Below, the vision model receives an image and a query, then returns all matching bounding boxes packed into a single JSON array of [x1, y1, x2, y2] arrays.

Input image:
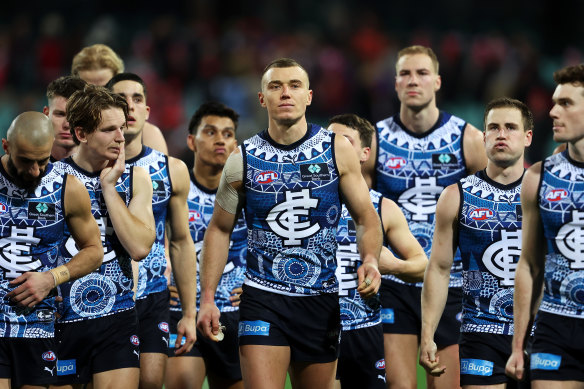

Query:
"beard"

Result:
[[6, 156, 45, 192]]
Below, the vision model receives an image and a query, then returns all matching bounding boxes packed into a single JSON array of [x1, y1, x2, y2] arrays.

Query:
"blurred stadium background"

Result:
[[1, 0, 582, 165]]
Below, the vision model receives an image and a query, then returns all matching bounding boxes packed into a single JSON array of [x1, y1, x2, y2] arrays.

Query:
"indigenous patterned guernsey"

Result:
[[0, 163, 66, 338], [458, 170, 523, 334], [56, 158, 134, 322], [375, 112, 468, 287], [170, 171, 246, 313], [538, 151, 584, 318], [126, 146, 171, 299], [336, 190, 383, 331], [242, 124, 341, 296]]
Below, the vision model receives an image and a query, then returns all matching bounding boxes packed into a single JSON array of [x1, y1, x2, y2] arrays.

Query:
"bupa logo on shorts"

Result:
[[238, 320, 270, 337], [531, 353, 561, 370], [461, 358, 493, 376], [380, 308, 394, 324], [56, 359, 76, 376], [130, 335, 140, 346], [169, 333, 186, 348], [300, 163, 330, 181], [0, 202, 6, 213], [375, 359, 385, 370], [188, 210, 201, 222], [385, 157, 407, 169], [42, 351, 57, 362], [545, 189, 569, 202], [28, 202, 56, 221], [432, 153, 458, 169], [469, 208, 494, 221], [158, 322, 169, 333], [254, 171, 280, 184]]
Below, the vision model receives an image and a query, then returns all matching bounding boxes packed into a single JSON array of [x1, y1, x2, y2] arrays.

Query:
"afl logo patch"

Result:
[[42, 351, 57, 361], [158, 322, 169, 333], [545, 189, 568, 202], [375, 359, 386, 369], [0, 202, 6, 213], [188, 210, 201, 222], [385, 157, 407, 169], [254, 171, 279, 184], [469, 208, 494, 221], [130, 335, 140, 346]]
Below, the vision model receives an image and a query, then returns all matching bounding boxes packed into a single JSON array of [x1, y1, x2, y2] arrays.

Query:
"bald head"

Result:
[[7, 111, 54, 147]]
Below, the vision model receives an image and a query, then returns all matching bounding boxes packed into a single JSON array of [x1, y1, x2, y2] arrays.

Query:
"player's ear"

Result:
[[258, 92, 266, 107]]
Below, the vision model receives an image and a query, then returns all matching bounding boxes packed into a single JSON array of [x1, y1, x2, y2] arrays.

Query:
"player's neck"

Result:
[[51, 145, 77, 162], [124, 136, 143, 160], [567, 138, 584, 163], [192, 162, 221, 190], [72, 147, 109, 173], [399, 105, 439, 134], [485, 158, 525, 185], [267, 116, 309, 145]]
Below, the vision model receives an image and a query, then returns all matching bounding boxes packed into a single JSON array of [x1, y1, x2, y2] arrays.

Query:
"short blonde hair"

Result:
[[71, 44, 124, 76], [396, 45, 439, 74]]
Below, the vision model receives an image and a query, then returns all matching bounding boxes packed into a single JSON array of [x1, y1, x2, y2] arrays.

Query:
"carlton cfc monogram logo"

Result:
[[398, 177, 443, 221], [267, 189, 320, 246], [482, 230, 522, 286], [557, 210, 584, 269]]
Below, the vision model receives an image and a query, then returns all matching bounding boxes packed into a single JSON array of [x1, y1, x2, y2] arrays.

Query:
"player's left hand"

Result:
[[356, 260, 381, 299], [174, 314, 197, 355], [100, 142, 126, 188], [7, 271, 55, 307]]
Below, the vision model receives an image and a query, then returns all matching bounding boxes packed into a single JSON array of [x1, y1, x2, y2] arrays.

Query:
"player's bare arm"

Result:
[[8, 175, 103, 307], [379, 197, 427, 283], [143, 122, 168, 155], [336, 134, 382, 299], [166, 156, 198, 354], [506, 163, 546, 381], [102, 146, 155, 260], [420, 183, 460, 376], [463, 123, 488, 174]]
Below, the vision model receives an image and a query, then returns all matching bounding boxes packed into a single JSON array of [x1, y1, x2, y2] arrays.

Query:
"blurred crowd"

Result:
[[1, 0, 583, 164]]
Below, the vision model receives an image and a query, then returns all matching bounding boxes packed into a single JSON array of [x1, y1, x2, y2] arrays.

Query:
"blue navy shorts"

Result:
[[460, 331, 528, 387], [54, 308, 140, 385], [168, 310, 242, 381], [136, 289, 171, 354], [238, 284, 340, 363], [379, 280, 461, 347], [336, 324, 385, 388], [0, 337, 57, 387], [530, 311, 584, 382]]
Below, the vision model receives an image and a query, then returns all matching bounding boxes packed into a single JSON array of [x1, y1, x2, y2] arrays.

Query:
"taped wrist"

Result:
[[50, 265, 70, 286], [216, 152, 243, 214]]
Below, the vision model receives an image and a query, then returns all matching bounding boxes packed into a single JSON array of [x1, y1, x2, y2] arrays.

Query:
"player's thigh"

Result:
[[532, 381, 584, 389], [289, 360, 337, 389], [384, 333, 419, 387], [427, 343, 460, 389], [239, 345, 289, 389], [165, 356, 206, 389], [139, 352, 168, 388], [93, 367, 139, 389]]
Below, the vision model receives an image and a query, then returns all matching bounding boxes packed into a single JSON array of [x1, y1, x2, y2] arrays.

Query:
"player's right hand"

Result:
[[505, 350, 525, 381], [196, 302, 221, 341], [419, 339, 446, 376]]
